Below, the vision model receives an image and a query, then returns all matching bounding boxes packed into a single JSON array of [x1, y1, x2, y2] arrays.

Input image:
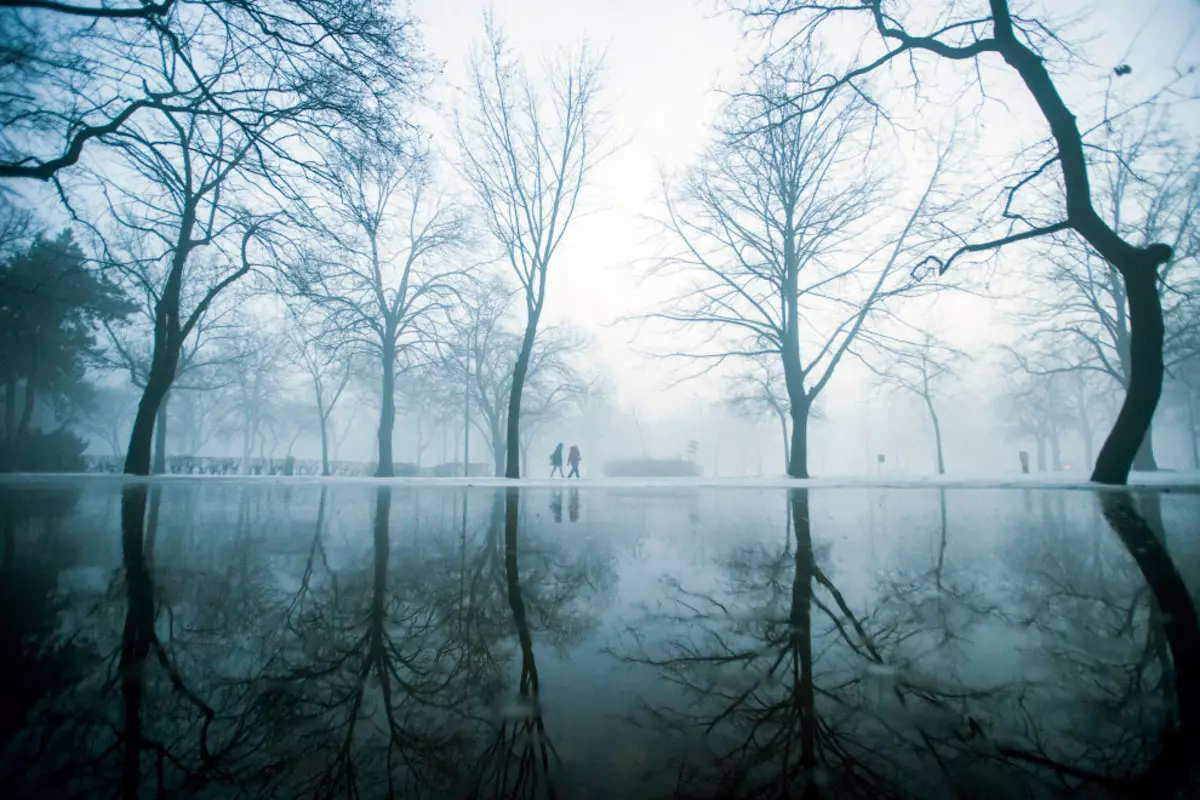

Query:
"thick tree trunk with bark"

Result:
[[1092, 267, 1165, 480], [16, 375, 35, 439], [989, 0, 1171, 485], [787, 398, 811, 479], [505, 318, 539, 479], [375, 340, 396, 478]]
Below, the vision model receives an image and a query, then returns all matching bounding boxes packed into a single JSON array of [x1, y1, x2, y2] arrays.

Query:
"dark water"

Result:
[[1, 478, 1198, 799]]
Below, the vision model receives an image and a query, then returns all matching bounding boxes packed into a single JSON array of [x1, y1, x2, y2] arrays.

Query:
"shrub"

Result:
[[602, 458, 702, 478]]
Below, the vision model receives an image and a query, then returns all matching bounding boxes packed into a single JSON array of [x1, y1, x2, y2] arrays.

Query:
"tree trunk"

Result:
[[1094, 268, 1163, 481], [991, 3, 1169, 486], [319, 414, 330, 477], [1133, 423, 1158, 471], [787, 399, 812, 479], [3, 376, 15, 441], [776, 410, 790, 473], [1189, 396, 1200, 470], [505, 318, 539, 479], [1050, 430, 1062, 472], [492, 423, 506, 478], [1036, 436, 1046, 472], [375, 342, 396, 478], [16, 378, 35, 439], [152, 393, 168, 475], [924, 395, 945, 475]]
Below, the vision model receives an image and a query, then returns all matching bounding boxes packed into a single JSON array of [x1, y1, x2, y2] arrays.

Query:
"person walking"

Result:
[[550, 442, 565, 478], [567, 444, 582, 478]]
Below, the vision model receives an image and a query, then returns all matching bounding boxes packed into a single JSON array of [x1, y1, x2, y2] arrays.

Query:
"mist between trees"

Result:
[[1, 0, 1198, 486]]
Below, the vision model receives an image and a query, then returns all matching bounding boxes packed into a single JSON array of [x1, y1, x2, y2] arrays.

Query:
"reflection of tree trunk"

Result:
[[501, 487, 558, 787], [934, 488, 948, 591], [145, 485, 163, 563], [787, 489, 817, 797], [1099, 490, 1200, 794], [119, 484, 155, 799]]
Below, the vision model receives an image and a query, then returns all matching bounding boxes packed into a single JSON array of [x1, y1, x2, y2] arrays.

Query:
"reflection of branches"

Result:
[[264, 486, 471, 797], [464, 489, 561, 798], [612, 489, 1002, 798]]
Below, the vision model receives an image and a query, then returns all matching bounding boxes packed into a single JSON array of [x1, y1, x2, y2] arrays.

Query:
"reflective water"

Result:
[[0, 478, 1197, 798]]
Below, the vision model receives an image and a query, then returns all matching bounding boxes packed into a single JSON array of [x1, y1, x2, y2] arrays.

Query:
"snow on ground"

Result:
[[5, 471, 1200, 490]]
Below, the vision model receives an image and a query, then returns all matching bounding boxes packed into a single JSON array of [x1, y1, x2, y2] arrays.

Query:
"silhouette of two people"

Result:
[[549, 443, 582, 478]]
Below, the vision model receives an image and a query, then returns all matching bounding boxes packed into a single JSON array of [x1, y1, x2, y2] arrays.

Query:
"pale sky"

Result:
[[409, 0, 1200, 426]]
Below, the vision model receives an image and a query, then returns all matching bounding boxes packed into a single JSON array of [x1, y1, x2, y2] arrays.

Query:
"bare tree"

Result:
[[0, 0, 419, 181], [1019, 133, 1200, 471], [645, 67, 945, 478], [286, 308, 354, 476], [725, 354, 793, 473], [100, 264, 247, 473], [291, 140, 467, 477], [445, 276, 593, 476], [457, 17, 604, 478], [865, 331, 965, 475], [733, 0, 1192, 485], [996, 364, 1075, 472]]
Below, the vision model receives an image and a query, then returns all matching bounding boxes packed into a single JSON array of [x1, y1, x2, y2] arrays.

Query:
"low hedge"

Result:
[[602, 458, 702, 477]]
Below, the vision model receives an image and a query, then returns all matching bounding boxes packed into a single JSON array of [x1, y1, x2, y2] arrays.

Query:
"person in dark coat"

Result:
[[567, 444, 582, 478], [550, 443, 565, 478]]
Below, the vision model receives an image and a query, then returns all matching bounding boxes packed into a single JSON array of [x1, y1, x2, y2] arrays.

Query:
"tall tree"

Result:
[[286, 309, 354, 477], [444, 276, 593, 476], [865, 331, 965, 475], [457, 18, 604, 478], [724, 354, 793, 473], [290, 141, 467, 477], [0, 230, 131, 463], [647, 67, 944, 478], [1020, 133, 1200, 471], [733, 0, 1188, 485]]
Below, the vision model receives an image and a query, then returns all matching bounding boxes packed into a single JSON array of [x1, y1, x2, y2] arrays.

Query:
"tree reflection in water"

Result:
[[614, 488, 1200, 799]]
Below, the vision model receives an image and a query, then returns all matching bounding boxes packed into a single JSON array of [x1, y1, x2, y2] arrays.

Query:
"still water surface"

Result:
[[1, 478, 1197, 798]]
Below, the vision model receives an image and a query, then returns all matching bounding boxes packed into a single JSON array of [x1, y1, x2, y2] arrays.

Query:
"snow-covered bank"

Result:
[[3, 471, 1199, 491]]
